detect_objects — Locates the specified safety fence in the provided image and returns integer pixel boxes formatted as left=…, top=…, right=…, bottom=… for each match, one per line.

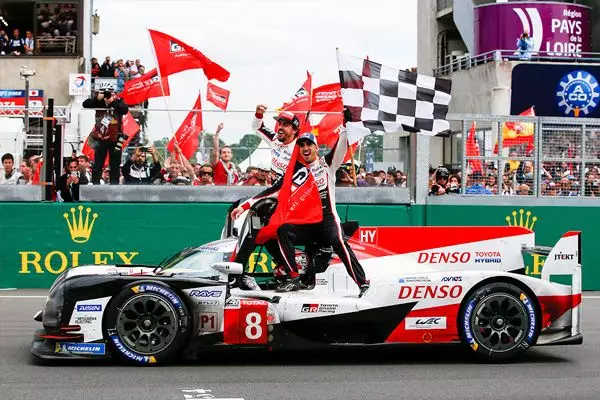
left=449, top=114, right=600, bottom=197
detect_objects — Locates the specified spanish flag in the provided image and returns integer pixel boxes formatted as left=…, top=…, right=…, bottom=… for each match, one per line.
left=493, top=106, right=535, bottom=154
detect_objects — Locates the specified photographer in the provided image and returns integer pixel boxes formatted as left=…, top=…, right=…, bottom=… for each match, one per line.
left=428, top=167, right=451, bottom=196
left=515, top=29, right=534, bottom=60
left=57, top=158, right=89, bottom=202
left=82, top=84, right=129, bottom=184
left=122, top=146, right=161, bottom=184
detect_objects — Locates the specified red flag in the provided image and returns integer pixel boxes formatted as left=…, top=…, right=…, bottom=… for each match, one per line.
left=120, top=68, right=170, bottom=106
left=311, top=83, right=343, bottom=112
left=148, top=29, right=230, bottom=81
left=122, top=112, right=141, bottom=149
left=278, top=71, right=312, bottom=132
left=255, top=145, right=323, bottom=245
left=167, top=94, right=203, bottom=159
left=82, top=112, right=140, bottom=166
left=466, top=121, right=482, bottom=173
left=313, top=113, right=344, bottom=148
left=206, top=82, right=230, bottom=110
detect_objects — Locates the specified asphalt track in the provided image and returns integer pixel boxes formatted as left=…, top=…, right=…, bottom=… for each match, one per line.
left=1, top=290, right=599, bottom=400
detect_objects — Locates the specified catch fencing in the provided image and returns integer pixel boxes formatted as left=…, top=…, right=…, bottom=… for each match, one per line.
left=454, top=113, right=600, bottom=197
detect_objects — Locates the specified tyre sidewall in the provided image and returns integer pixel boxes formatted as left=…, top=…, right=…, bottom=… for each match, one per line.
left=459, top=282, right=537, bottom=361
left=103, top=281, right=191, bottom=365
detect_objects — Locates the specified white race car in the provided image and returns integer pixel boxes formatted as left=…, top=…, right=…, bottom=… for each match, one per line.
left=31, top=200, right=582, bottom=364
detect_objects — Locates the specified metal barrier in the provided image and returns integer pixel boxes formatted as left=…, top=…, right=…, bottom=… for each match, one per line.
left=434, top=50, right=600, bottom=77
left=452, top=114, right=600, bottom=197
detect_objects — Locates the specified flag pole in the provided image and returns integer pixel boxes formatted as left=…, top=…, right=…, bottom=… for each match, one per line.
left=146, top=28, right=177, bottom=146
left=349, top=143, right=357, bottom=187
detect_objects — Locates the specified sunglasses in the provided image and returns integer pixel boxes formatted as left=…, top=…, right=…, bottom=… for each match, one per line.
left=199, top=171, right=213, bottom=176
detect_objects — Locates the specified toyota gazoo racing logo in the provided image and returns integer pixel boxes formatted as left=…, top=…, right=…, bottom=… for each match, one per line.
left=556, top=70, right=600, bottom=117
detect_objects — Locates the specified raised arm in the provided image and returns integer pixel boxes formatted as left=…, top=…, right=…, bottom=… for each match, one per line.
left=212, top=123, right=223, bottom=164
left=252, top=104, right=276, bottom=145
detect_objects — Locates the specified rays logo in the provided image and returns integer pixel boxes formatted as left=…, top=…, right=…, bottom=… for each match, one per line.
left=556, top=71, right=600, bottom=117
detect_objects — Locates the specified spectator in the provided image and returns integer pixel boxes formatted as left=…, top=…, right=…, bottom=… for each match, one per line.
left=335, top=168, right=354, bottom=187
left=465, top=172, right=493, bottom=195
left=0, top=153, right=23, bottom=184
left=447, top=174, right=461, bottom=194
left=82, top=86, right=129, bottom=184
left=516, top=183, right=531, bottom=196
left=0, top=30, right=8, bottom=54
left=122, top=147, right=161, bottom=184
left=91, top=57, right=100, bottom=76
left=56, top=158, right=88, bottom=202
left=211, top=123, right=239, bottom=185
left=23, top=31, right=34, bottom=54
left=100, top=168, right=110, bottom=184
left=77, top=154, right=92, bottom=183
left=99, top=56, right=113, bottom=77
left=7, top=28, right=24, bottom=55
left=18, top=159, right=33, bottom=184
left=113, top=59, right=128, bottom=93
left=515, top=29, right=534, bottom=60
left=194, top=164, right=214, bottom=186
left=429, top=167, right=450, bottom=195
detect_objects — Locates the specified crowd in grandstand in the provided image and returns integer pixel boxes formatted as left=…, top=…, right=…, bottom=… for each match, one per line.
left=0, top=3, right=77, bottom=55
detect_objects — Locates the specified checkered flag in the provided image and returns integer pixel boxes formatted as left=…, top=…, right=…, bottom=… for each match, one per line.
left=337, top=51, right=452, bottom=144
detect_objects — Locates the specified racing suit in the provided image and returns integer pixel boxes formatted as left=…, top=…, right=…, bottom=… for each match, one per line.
left=239, top=128, right=368, bottom=288
left=251, top=113, right=296, bottom=273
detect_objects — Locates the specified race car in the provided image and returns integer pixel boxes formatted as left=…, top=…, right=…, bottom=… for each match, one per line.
left=31, top=200, right=583, bottom=365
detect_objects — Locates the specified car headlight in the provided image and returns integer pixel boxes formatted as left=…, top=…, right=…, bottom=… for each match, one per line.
left=42, top=282, right=65, bottom=330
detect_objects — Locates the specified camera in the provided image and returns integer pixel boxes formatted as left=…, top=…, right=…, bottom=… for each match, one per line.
left=70, top=171, right=79, bottom=178
left=114, top=133, right=128, bottom=152
left=430, top=184, right=440, bottom=193
left=140, top=146, right=149, bottom=152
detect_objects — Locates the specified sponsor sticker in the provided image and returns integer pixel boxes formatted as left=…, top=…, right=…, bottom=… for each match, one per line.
left=133, top=284, right=182, bottom=309
left=441, top=276, right=462, bottom=282
left=190, top=289, right=222, bottom=297
left=110, top=335, right=156, bottom=364
left=399, top=276, right=431, bottom=283
left=405, top=317, right=447, bottom=330
left=74, top=316, right=97, bottom=324
left=520, top=293, right=537, bottom=342
left=417, top=252, right=471, bottom=264
left=301, top=303, right=338, bottom=313
left=463, top=300, right=478, bottom=351
left=398, top=285, right=463, bottom=299
left=76, top=304, right=102, bottom=312
left=196, top=300, right=220, bottom=306
left=199, top=312, right=218, bottom=332
left=55, top=342, right=105, bottom=355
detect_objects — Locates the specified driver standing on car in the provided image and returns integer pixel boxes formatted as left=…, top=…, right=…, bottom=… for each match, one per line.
left=251, top=105, right=301, bottom=282
left=232, top=117, right=369, bottom=296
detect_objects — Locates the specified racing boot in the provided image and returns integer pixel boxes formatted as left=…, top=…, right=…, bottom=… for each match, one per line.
left=359, top=281, right=370, bottom=298
left=275, top=276, right=301, bottom=292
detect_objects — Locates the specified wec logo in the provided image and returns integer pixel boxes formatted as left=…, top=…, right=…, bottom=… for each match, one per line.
left=190, top=290, right=222, bottom=297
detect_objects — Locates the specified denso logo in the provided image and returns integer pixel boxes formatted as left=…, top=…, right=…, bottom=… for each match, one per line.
left=76, top=304, right=102, bottom=312
left=417, top=252, right=470, bottom=264
left=190, top=290, right=222, bottom=297
left=398, top=285, right=463, bottom=299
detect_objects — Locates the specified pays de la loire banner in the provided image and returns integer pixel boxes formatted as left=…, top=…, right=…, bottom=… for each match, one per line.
left=474, top=2, right=592, bottom=56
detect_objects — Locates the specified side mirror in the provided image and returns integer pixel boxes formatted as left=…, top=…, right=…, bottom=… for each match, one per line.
left=210, top=262, right=244, bottom=276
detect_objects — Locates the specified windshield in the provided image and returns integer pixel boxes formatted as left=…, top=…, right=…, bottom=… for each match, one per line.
left=157, top=246, right=231, bottom=278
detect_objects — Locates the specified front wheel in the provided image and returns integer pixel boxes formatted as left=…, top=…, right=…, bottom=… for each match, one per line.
left=458, top=282, right=538, bottom=362
left=103, top=282, right=191, bottom=365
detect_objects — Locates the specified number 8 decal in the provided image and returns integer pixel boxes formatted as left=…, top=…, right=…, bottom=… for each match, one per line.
left=245, top=312, right=262, bottom=340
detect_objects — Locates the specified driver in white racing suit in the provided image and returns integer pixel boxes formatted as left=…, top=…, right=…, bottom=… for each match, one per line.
left=232, top=128, right=370, bottom=296
left=251, top=105, right=301, bottom=281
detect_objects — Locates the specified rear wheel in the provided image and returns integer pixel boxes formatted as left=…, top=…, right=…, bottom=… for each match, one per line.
left=458, top=282, right=538, bottom=362
left=103, top=282, right=191, bottom=365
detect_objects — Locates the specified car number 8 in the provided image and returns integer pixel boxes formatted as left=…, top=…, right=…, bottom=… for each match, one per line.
left=245, top=312, right=262, bottom=340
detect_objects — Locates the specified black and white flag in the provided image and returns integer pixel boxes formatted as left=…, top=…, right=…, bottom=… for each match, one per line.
left=337, top=51, right=452, bottom=144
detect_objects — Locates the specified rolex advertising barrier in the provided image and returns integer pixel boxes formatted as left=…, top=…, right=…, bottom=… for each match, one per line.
left=1, top=196, right=599, bottom=290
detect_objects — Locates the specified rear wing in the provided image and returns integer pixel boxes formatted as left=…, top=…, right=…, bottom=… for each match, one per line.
left=522, top=231, right=582, bottom=336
